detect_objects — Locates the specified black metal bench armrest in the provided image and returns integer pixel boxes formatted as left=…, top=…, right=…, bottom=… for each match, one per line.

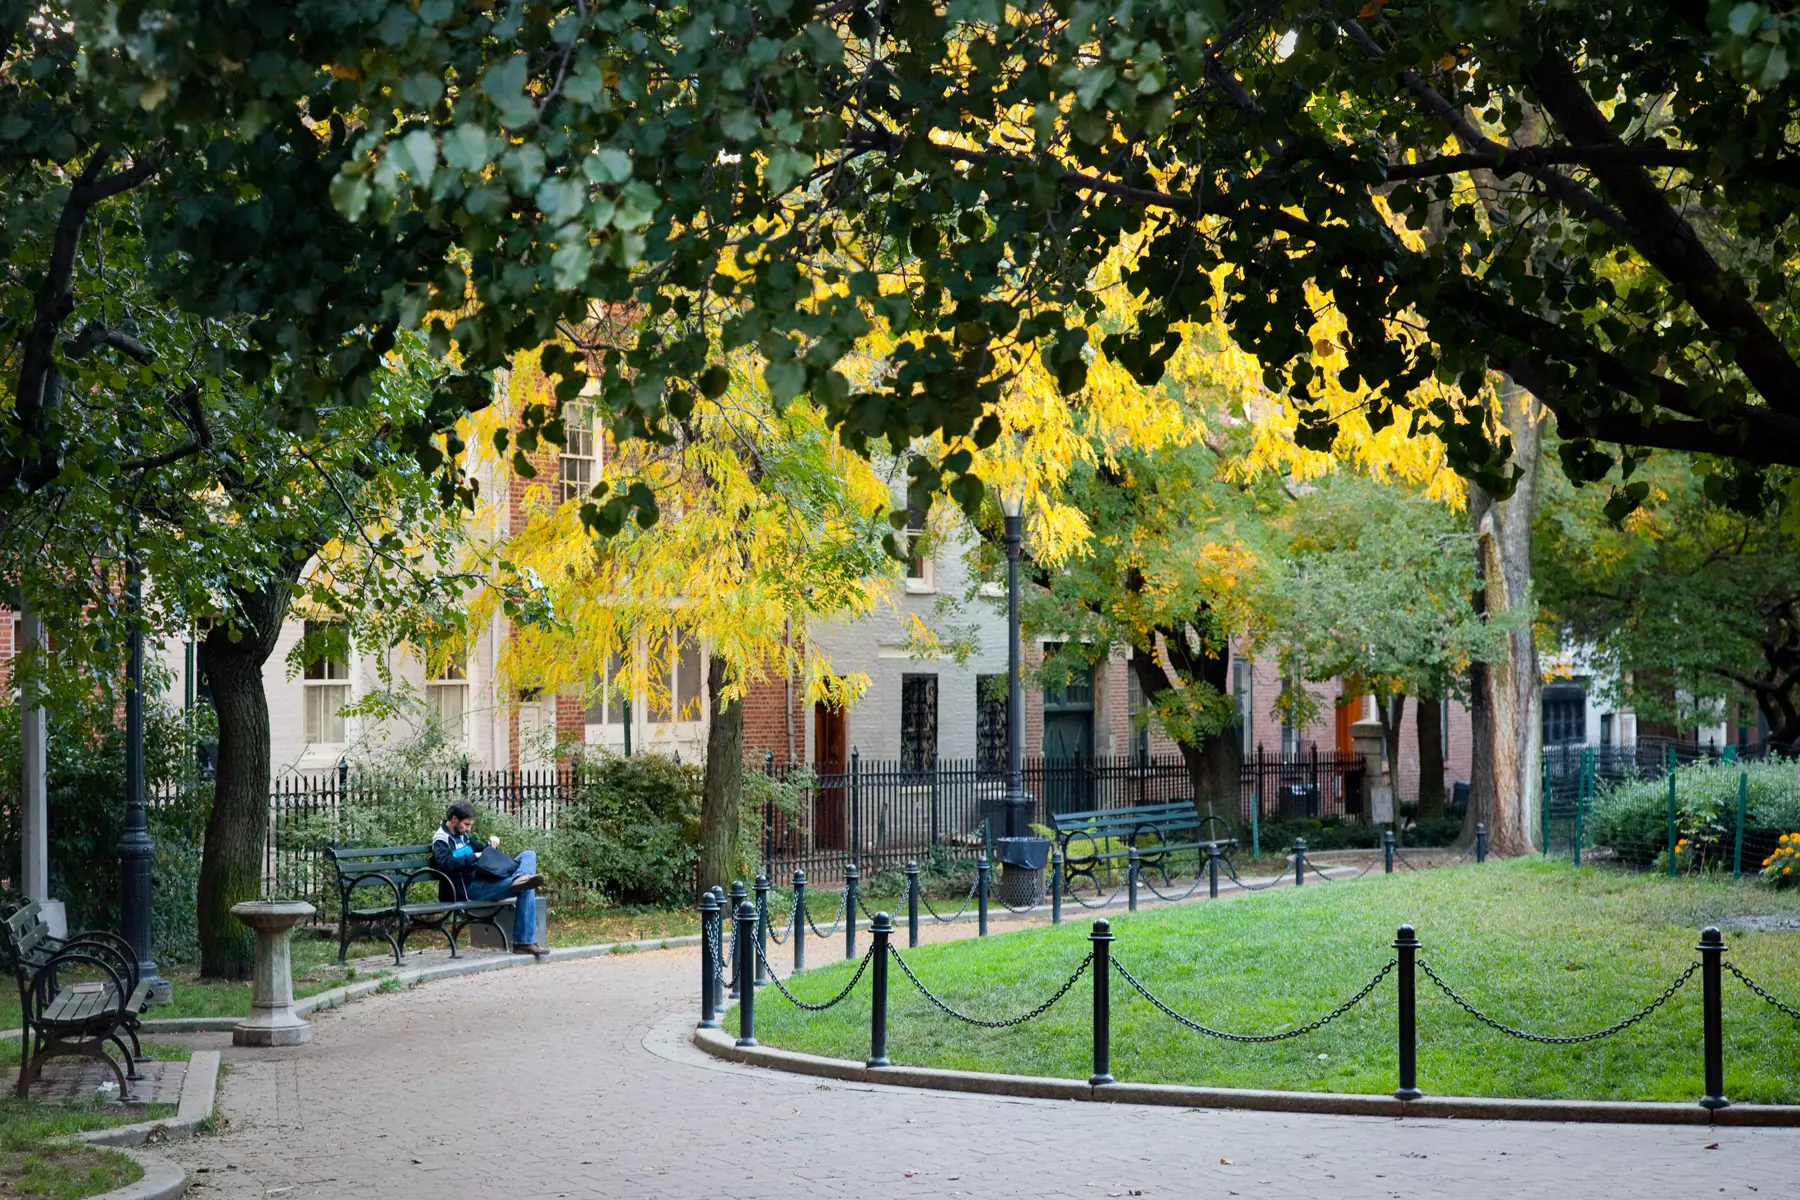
left=58, top=931, right=139, bottom=993
left=27, top=949, right=130, bottom=1026
left=400, top=864, right=465, bottom=902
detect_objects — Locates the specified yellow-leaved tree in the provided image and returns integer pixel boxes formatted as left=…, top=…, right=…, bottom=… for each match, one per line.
left=469, top=344, right=895, bottom=891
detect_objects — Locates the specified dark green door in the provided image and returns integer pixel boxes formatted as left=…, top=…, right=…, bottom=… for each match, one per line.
left=1042, top=656, right=1095, bottom=816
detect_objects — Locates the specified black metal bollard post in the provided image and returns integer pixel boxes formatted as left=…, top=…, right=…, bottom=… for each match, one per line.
left=1207, top=845, right=1220, bottom=899
left=845, top=861, right=859, bottom=960
left=735, top=901, right=758, bottom=1047
left=906, top=860, right=920, bottom=949
left=1394, top=924, right=1423, bottom=1101
left=753, top=874, right=770, bottom=987
left=727, top=880, right=747, bottom=999
left=1699, top=927, right=1730, bottom=1110
left=710, top=886, right=727, bottom=1011
left=792, top=869, right=807, bottom=973
left=1127, top=847, right=1139, bottom=912
left=868, top=912, right=893, bottom=1067
left=1383, top=829, right=1395, bottom=874
left=697, top=891, right=719, bottom=1029
left=1475, top=823, right=1488, bottom=865
left=977, top=854, right=990, bottom=936
left=1051, top=850, right=1063, bottom=926
left=1090, top=919, right=1114, bottom=1085
left=1294, top=838, right=1307, bottom=888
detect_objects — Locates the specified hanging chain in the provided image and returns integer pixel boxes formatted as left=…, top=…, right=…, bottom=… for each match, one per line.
left=1222, top=861, right=1290, bottom=892
left=765, top=893, right=799, bottom=946
left=1417, top=959, right=1699, bottom=1044
left=920, top=875, right=979, bottom=924
left=755, top=940, right=873, bottom=1012
left=1113, top=955, right=1395, bottom=1043
left=804, top=888, right=848, bottom=939
left=1724, top=961, right=1800, bottom=1022
left=889, top=946, right=1091, bottom=1029
left=706, top=920, right=726, bottom=985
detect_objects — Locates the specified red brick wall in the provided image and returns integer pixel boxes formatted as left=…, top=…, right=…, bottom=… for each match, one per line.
left=742, top=675, right=803, bottom=766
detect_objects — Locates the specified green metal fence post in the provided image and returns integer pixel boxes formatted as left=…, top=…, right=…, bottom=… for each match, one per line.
left=1734, top=771, right=1748, bottom=880
left=1251, top=793, right=1260, bottom=859
left=1540, top=756, right=1551, bottom=857
left=1667, top=769, right=1679, bottom=878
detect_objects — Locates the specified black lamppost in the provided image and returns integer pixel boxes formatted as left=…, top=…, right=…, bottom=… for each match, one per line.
left=1000, top=488, right=1026, bottom=840
left=120, top=525, right=170, bottom=1001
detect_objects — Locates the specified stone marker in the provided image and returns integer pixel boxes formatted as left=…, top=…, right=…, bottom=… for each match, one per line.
left=230, top=900, right=317, bottom=1047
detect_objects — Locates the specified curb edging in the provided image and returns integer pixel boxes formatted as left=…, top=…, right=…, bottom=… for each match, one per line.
left=691, top=1025, right=1800, bottom=1127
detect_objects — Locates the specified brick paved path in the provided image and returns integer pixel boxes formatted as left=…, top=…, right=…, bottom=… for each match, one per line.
left=162, top=944, right=1797, bottom=1200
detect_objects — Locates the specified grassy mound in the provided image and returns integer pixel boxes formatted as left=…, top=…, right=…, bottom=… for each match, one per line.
left=745, top=859, right=1800, bottom=1103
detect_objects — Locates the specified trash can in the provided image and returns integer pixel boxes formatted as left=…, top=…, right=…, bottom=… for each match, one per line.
left=994, top=836, right=1052, bottom=906
left=1277, top=782, right=1320, bottom=819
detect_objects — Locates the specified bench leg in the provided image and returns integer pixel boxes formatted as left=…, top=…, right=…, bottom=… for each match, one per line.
left=109, top=1033, right=143, bottom=1081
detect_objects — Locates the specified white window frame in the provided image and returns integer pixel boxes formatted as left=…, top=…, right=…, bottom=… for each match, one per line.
left=426, top=657, right=470, bottom=745
left=560, top=402, right=598, bottom=504
left=302, top=622, right=350, bottom=747
left=902, top=506, right=935, bottom=594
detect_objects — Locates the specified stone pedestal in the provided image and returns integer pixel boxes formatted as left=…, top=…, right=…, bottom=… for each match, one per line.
left=230, top=900, right=316, bottom=1047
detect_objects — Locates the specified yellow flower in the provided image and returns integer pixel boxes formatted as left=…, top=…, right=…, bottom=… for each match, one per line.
left=1786, top=866, right=1793, bottom=876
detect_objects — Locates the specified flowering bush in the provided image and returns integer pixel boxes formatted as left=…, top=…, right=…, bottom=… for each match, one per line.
left=1760, top=833, right=1800, bottom=889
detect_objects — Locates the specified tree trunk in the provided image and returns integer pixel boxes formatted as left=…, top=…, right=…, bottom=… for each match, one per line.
left=698, top=654, right=743, bottom=895
left=196, top=569, right=297, bottom=980
left=1415, top=695, right=1446, bottom=819
left=1128, top=640, right=1242, bottom=824
left=1464, top=379, right=1543, bottom=856
left=1375, top=693, right=1406, bottom=816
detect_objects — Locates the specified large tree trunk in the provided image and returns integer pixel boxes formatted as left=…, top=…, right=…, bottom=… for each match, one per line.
left=1128, top=636, right=1242, bottom=823
left=1415, top=695, right=1446, bottom=820
left=698, top=654, right=743, bottom=895
left=1464, top=379, right=1543, bottom=856
left=1375, top=693, right=1406, bottom=816
left=196, top=570, right=297, bottom=980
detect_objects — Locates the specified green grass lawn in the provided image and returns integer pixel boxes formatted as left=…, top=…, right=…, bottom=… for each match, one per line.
left=746, top=859, right=1800, bottom=1103
left=0, top=1084, right=182, bottom=1199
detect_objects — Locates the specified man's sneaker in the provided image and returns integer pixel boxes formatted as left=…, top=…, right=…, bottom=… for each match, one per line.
left=509, top=873, right=547, bottom=893
left=511, top=943, right=549, bottom=956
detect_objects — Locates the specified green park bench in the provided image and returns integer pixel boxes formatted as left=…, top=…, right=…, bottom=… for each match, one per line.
left=2, top=901, right=151, bottom=1100
left=326, top=844, right=517, bottom=965
left=1049, top=800, right=1237, bottom=895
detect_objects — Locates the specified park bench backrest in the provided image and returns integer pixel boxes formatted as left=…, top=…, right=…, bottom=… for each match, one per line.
left=327, top=844, right=460, bottom=904
left=1051, top=801, right=1200, bottom=841
left=1, top=902, right=53, bottom=972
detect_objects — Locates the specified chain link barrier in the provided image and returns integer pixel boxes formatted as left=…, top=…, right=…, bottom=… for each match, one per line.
left=1067, top=879, right=1129, bottom=908
left=764, top=894, right=799, bottom=946
left=706, top=920, right=726, bottom=986
left=1306, top=857, right=1379, bottom=883
left=920, top=876, right=980, bottom=924
left=1222, top=860, right=1293, bottom=892
left=890, top=946, right=1092, bottom=1029
left=754, top=939, right=874, bottom=1011
left=1113, top=955, right=1396, bottom=1043
left=1417, top=959, right=1699, bottom=1044
left=803, top=889, right=848, bottom=939
left=1725, top=961, right=1800, bottom=1022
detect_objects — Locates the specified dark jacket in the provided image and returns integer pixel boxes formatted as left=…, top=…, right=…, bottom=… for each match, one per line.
left=430, top=823, right=479, bottom=899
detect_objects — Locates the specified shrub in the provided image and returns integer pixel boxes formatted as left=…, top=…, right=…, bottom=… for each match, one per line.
left=557, top=751, right=704, bottom=906
left=0, top=694, right=213, bottom=965
left=1589, top=757, right=1800, bottom=869
left=1761, top=833, right=1800, bottom=888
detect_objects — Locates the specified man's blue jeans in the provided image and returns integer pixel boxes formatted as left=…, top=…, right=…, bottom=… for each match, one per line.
left=466, top=849, right=539, bottom=945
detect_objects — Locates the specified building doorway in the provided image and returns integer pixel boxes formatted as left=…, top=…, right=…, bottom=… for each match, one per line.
left=813, top=701, right=848, bottom=850
left=1041, top=650, right=1095, bottom=816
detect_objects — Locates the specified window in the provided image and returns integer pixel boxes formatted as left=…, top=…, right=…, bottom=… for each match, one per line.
left=1232, top=657, right=1253, bottom=757
left=560, top=402, right=596, bottom=504
left=302, top=622, right=349, bottom=746
left=586, top=652, right=629, bottom=725
left=976, top=674, right=1008, bottom=775
left=1128, top=668, right=1150, bottom=761
left=902, top=506, right=933, bottom=592
left=901, top=674, right=939, bottom=771
left=1600, top=712, right=1615, bottom=747
left=650, top=629, right=705, bottom=724
left=1543, top=685, right=1586, bottom=746
left=426, top=658, right=468, bottom=744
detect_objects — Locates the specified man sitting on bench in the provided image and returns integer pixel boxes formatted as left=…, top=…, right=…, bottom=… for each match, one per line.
left=431, top=802, right=550, bottom=955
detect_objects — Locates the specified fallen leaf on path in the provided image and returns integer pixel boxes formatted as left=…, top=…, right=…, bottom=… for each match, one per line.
left=1705, top=1143, right=1720, bottom=1150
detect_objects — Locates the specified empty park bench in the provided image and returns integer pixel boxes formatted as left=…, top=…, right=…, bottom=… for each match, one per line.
left=2, top=901, right=151, bottom=1100
left=326, top=844, right=517, bottom=965
left=1050, top=801, right=1237, bottom=895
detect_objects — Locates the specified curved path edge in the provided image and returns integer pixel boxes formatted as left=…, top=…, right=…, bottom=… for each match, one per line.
left=692, top=1024, right=1800, bottom=1128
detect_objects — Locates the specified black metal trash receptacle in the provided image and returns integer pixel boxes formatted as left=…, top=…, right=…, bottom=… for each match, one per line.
left=994, top=836, right=1052, bottom=906
left=1277, top=782, right=1320, bottom=818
